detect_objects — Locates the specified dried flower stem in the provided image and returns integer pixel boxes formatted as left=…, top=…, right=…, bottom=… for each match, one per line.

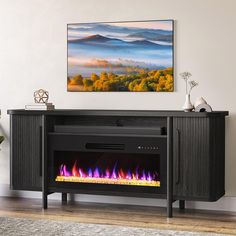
left=180, top=72, right=198, bottom=94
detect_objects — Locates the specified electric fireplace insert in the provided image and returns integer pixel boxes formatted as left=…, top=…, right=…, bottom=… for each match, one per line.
left=48, top=132, right=167, bottom=196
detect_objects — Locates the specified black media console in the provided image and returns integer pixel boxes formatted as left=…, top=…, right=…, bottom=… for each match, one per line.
left=7, top=109, right=228, bottom=217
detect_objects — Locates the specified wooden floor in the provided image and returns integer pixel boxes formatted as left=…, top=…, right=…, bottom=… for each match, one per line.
left=0, top=197, right=235, bottom=235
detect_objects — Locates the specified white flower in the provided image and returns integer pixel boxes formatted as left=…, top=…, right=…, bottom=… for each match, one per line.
left=189, top=80, right=198, bottom=88
left=180, top=72, right=192, bottom=81
left=189, top=80, right=198, bottom=93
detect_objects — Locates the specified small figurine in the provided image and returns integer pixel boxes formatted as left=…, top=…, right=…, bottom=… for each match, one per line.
left=34, top=89, right=49, bottom=103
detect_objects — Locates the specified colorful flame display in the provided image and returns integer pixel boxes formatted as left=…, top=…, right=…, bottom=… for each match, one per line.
left=56, top=161, right=160, bottom=187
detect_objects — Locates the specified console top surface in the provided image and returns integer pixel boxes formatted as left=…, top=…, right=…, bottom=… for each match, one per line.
left=7, top=109, right=229, bottom=117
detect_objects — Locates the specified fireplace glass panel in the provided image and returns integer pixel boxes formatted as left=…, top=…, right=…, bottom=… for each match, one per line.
left=54, top=151, right=161, bottom=187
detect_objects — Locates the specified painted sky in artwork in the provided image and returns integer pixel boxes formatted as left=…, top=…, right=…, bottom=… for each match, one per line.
left=67, top=20, right=173, bottom=78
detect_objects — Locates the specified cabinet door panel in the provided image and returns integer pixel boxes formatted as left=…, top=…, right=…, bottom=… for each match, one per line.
left=11, top=115, right=42, bottom=190
left=173, top=117, right=210, bottom=200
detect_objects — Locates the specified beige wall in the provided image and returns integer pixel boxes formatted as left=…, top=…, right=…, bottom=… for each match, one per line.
left=0, top=0, right=236, bottom=198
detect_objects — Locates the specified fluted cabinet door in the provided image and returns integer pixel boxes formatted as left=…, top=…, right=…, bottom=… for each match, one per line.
left=173, top=117, right=225, bottom=201
left=10, top=115, right=42, bottom=191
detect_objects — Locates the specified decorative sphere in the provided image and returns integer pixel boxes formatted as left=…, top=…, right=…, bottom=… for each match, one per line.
left=34, top=89, right=49, bottom=103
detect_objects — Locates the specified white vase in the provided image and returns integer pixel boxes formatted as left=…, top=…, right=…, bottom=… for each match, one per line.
left=182, top=94, right=193, bottom=112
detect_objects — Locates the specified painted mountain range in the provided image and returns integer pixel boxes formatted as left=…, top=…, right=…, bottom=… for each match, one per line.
left=69, top=34, right=172, bottom=50
left=67, top=20, right=174, bottom=92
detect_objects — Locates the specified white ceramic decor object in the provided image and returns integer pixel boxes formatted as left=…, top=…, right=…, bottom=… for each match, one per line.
left=194, top=97, right=207, bottom=108
left=195, top=103, right=213, bottom=112
left=182, top=94, right=194, bottom=112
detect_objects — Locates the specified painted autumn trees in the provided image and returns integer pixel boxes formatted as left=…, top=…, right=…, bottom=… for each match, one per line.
left=68, top=68, right=173, bottom=92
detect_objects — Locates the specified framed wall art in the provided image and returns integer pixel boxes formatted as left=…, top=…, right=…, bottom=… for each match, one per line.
left=67, top=20, right=174, bottom=92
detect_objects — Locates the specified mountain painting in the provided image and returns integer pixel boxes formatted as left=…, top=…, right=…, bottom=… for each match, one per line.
left=67, top=20, right=174, bottom=92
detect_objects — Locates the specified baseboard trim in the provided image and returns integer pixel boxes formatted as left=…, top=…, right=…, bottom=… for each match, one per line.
left=0, top=184, right=235, bottom=212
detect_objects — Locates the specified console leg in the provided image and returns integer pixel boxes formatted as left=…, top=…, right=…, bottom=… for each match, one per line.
left=43, top=192, right=48, bottom=209
left=62, top=193, right=67, bottom=204
left=167, top=117, right=173, bottom=218
left=179, top=200, right=185, bottom=210
left=167, top=200, right=173, bottom=218
left=42, top=115, right=48, bottom=210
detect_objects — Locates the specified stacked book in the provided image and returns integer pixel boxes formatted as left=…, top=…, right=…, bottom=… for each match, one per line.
left=25, top=103, right=55, bottom=110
